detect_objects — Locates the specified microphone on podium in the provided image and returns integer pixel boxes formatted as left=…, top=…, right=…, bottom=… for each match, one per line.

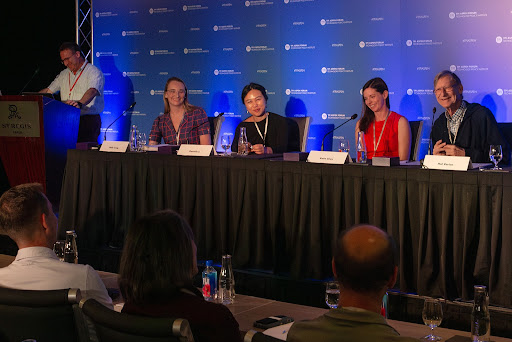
left=103, top=102, right=136, bottom=142
left=321, top=113, right=358, bottom=151
left=18, top=66, right=40, bottom=95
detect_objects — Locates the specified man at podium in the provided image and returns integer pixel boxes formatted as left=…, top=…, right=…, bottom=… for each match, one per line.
left=40, top=42, right=104, bottom=143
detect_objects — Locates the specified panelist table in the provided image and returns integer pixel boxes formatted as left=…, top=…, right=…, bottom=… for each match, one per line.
left=58, top=150, right=512, bottom=307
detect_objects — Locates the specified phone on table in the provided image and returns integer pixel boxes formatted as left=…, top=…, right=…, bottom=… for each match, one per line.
left=253, top=315, right=294, bottom=329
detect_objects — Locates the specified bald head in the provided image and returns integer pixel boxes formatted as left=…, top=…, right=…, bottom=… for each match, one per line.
left=334, top=224, right=397, bottom=293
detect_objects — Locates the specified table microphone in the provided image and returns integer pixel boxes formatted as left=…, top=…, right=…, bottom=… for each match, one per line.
left=321, top=113, right=358, bottom=151
left=103, top=102, right=136, bottom=142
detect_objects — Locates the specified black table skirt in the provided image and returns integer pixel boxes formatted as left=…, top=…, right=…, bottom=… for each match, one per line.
left=58, top=150, right=512, bottom=307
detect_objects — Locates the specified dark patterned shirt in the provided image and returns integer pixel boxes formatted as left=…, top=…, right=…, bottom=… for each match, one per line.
left=149, top=106, right=210, bottom=145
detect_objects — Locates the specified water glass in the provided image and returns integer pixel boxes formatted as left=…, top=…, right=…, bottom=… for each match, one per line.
left=221, top=134, right=232, bottom=156
left=53, top=240, right=65, bottom=262
left=489, top=145, right=502, bottom=170
left=325, top=281, right=340, bottom=309
left=137, top=132, right=147, bottom=152
left=422, top=298, right=443, bottom=341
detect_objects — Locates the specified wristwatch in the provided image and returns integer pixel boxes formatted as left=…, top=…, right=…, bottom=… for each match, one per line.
left=76, top=101, right=83, bottom=109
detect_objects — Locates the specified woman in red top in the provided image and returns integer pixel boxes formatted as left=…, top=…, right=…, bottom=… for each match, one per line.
left=355, top=78, right=411, bottom=161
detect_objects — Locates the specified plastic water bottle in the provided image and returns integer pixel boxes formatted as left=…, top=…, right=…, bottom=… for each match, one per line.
left=129, top=125, right=138, bottom=152
left=237, top=127, right=249, bottom=156
left=356, top=131, right=367, bottom=163
left=202, top=260, right=217, bottom=301
left=471, top=285, right=490, bottom=342
left=219, top=254, right=235, bottom=304
left=63, top=230, right=78, bottom=264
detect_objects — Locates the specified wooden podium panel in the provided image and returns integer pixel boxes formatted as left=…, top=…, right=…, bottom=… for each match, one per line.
left=0, top=95, right=80, bottom=206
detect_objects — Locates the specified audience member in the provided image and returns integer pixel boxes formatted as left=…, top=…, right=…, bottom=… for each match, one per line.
left=119, top=210, right=242, bottom=342
left=287, top=224, right=419, bottom=342
left=0, top=183, right=112, bottom=308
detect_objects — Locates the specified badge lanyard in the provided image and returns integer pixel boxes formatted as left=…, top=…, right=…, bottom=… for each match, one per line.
left=254, top=113, right=268, bottom=146
left=373, top=111, right=390, bottom=153
left=68, top=61, right=87, bottom=98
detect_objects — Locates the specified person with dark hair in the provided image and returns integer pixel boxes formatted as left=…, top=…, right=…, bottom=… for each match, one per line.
left=40, top=42, right=105, bottom=143
left=231, top=82, right=299, bottom=154
left=0, top=183, right=112, bottom=308
left=119, top=210, right=241, bottom=342
left=355, top=78, right=411, bottom=161
left=431, top=70, right=507, bottom=163
left=287, top=224, right=418, bottom=342
left=149, top=77, right=211, bottom=145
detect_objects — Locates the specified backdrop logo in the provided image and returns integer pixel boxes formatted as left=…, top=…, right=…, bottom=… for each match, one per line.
left=149, top=8, right=154, bottom=14
left=359, top=41, right=365, bottom=48
left=183, top=48, right=209, bottom=54
left=285, top=43, right=315, bottom=50
left=321, top=67, right=327, bottom=73
left=407, top=89, right=413, bottom=96
left=496, top=36, right=503, bottom=44
left=213, top=69, right=241, bottom=75
left=449, top=12, right=455, bottom=19
left=213, top=25, right=218, bottom=31
left=450, top=65, right=456, bottom=72
left=150, top=90, right=155, bottom=95
left=285, top=44, right=291, bottom=50
left=322, top=113, right=327, bottom=120
left=285, top=89, right=291, bottom=95
left=406, top=40, right=413, bottom=46
left=246, top=45, right=274, bottom=52
left=122, top=72, right=127, bottom=77
left=359, top=41, right=393, bottom=48
left=246, top=46, right=251, bottom=52
left=322, top=67, right=354, bottom=73
left=320, top=19, right=326, bottom=25
left=321, top=18, right=352, bottom=25
left=497, top=89, right=504, bottom=96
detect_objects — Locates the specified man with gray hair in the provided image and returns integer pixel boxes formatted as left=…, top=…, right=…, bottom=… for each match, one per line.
left=287, top=224, right=418, bottom=342
left=0, top=183, right=112, bottom=308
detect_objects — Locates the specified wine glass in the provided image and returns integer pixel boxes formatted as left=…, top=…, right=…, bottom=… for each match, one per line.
left=325, top=281, right=340, bottom=309
left=221, top=134, right=232, bottom=156
left=137, top=132, right=147, bottom=152
left=339, top=138, right=350, bottom=153
left=422, top=298, right=443, bottom=341
left=489, top=145, right=502, bottom=170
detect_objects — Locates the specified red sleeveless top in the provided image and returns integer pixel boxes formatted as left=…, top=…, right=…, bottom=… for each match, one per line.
left=364, top=111, right=402, bottom=159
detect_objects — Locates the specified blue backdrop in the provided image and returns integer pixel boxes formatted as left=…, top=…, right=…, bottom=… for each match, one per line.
left=92, top=0, right=512, bottom=158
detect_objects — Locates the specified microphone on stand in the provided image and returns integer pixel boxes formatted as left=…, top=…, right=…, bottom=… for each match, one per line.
left=321, top=113, right=358, bottom=151
left=103, top=102, right=136, bottom=142
left=429, top=107, right=437, bottom=155
left=18, top=66, right=40, bottom=95
left=185, top=112, right=224, bottom=143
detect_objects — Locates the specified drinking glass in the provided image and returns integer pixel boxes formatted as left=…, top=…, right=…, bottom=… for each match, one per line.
left=339, top=138, right=350, bottom=153
left=325, top=281, right=340, bottom=309
left=489, top=145, right=502, bottom=170
left=138, top=132, right=147, bottom=152
left=221, top=134, right=232, bottom=156
left=53, top=240, right=65, bottom=262
left=422, top=298, right=443, bottom=341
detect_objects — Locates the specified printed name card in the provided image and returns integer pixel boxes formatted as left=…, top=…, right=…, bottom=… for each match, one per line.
left=177, top=144, right=214, bottom=156
left=423, top=155, right=472, bottom=171
left=99, top=141, right=129, bottom=153
left=307, top=151, right=351, bottom=164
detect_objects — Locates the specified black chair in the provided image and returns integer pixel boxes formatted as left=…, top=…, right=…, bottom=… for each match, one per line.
left=0, top=287, right=83, bottom=342
left=80, top=298, right=195, bottom=342
left=409, top=120, right=424, bottom=161
left=288, top=116, right=311, bottom=152
left=497, top=122, right=512, bottom=166
left=244, top=330, right=285, bottom=342
left=208, top=115, right=225, bottom=149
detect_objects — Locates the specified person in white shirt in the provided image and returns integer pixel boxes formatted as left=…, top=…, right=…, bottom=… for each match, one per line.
left=0, top=183, right=112, bottom=308
left=40, top=42, right=105, bottom=143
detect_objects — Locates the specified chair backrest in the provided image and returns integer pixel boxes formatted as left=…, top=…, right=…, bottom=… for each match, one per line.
left=498, top=122, right=512, bottom=165
left=288, top=116, right=311, bottom=152
left=0, top=287, right=82, bottom=342
left=409, top=120, right=424, bottom=161
left=208, top=115, right=225, bottom=149
left=80, top=298, right=195, bottom=342
left=244, top=330, right=284, bottom=342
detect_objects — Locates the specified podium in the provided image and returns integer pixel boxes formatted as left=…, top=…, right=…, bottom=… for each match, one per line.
left=0, top=95, right=80, bottom=207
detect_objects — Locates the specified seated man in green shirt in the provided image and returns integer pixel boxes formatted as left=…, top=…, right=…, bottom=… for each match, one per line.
left=287, top=224, right=419, bottom=342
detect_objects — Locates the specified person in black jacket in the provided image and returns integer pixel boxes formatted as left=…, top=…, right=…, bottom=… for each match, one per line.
left=431, top=70, right=507, bottom=163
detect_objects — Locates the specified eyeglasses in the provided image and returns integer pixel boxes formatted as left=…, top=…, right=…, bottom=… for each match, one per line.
left=434, top=85, right=455, bottom=95
left=60, top=55, right=74, bottom=65
left=166, top=89, right=186, bottom=96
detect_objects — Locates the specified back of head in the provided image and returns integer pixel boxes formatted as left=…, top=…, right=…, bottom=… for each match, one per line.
left=0, top=183, right=48, bottom=241
left=119, top=210, right=196, bottom=305
left=334, top=224, right=397, bottom=294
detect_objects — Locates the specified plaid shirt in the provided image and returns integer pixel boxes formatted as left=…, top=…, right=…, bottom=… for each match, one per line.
left=149, top=106, right=210, bottom=145
left=445, top=100, right=467, bottom=143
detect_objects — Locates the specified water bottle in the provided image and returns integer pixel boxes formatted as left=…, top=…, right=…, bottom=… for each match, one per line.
left=356, top=131, right=367, bottom=163
left=471, top=285, right=490, bottom=342
left=63, top=230, right=78, bottom=264
left=237, top=127, right=249, bottom=156
left=219, top=254, right=235, bottom=304
left=202, top=260, right=217, bottom=301
left=129, top=125, right=139, bottom=151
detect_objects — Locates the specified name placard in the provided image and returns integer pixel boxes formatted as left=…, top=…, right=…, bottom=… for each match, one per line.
left=423, top=155, right=472, bottom=171
left=307, top=151, right=351, bottom=164
left=0, top=100, right=40, bottom=137
left=177, top=144, right=214, bottom=156
left=100, top=141, right=129, bottom=153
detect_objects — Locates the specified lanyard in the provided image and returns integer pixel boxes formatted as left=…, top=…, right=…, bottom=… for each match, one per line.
left=373, top=111, right=390, bottom=153
left=253, top=113, right=268, bottom=145
left=68, top=61, right=87, bottom=98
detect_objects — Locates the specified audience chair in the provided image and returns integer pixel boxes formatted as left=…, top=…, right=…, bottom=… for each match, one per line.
left=208, top=115, right=225, bottom=149
left=288, top=116, right=311, bottom=152
left=244, top=330, right=285, bottom=342
left=80, top=298, right=195, bottom=342
left=408, top=120, right=423, bottom=161
left=0, top=287, right=83, bottom=342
